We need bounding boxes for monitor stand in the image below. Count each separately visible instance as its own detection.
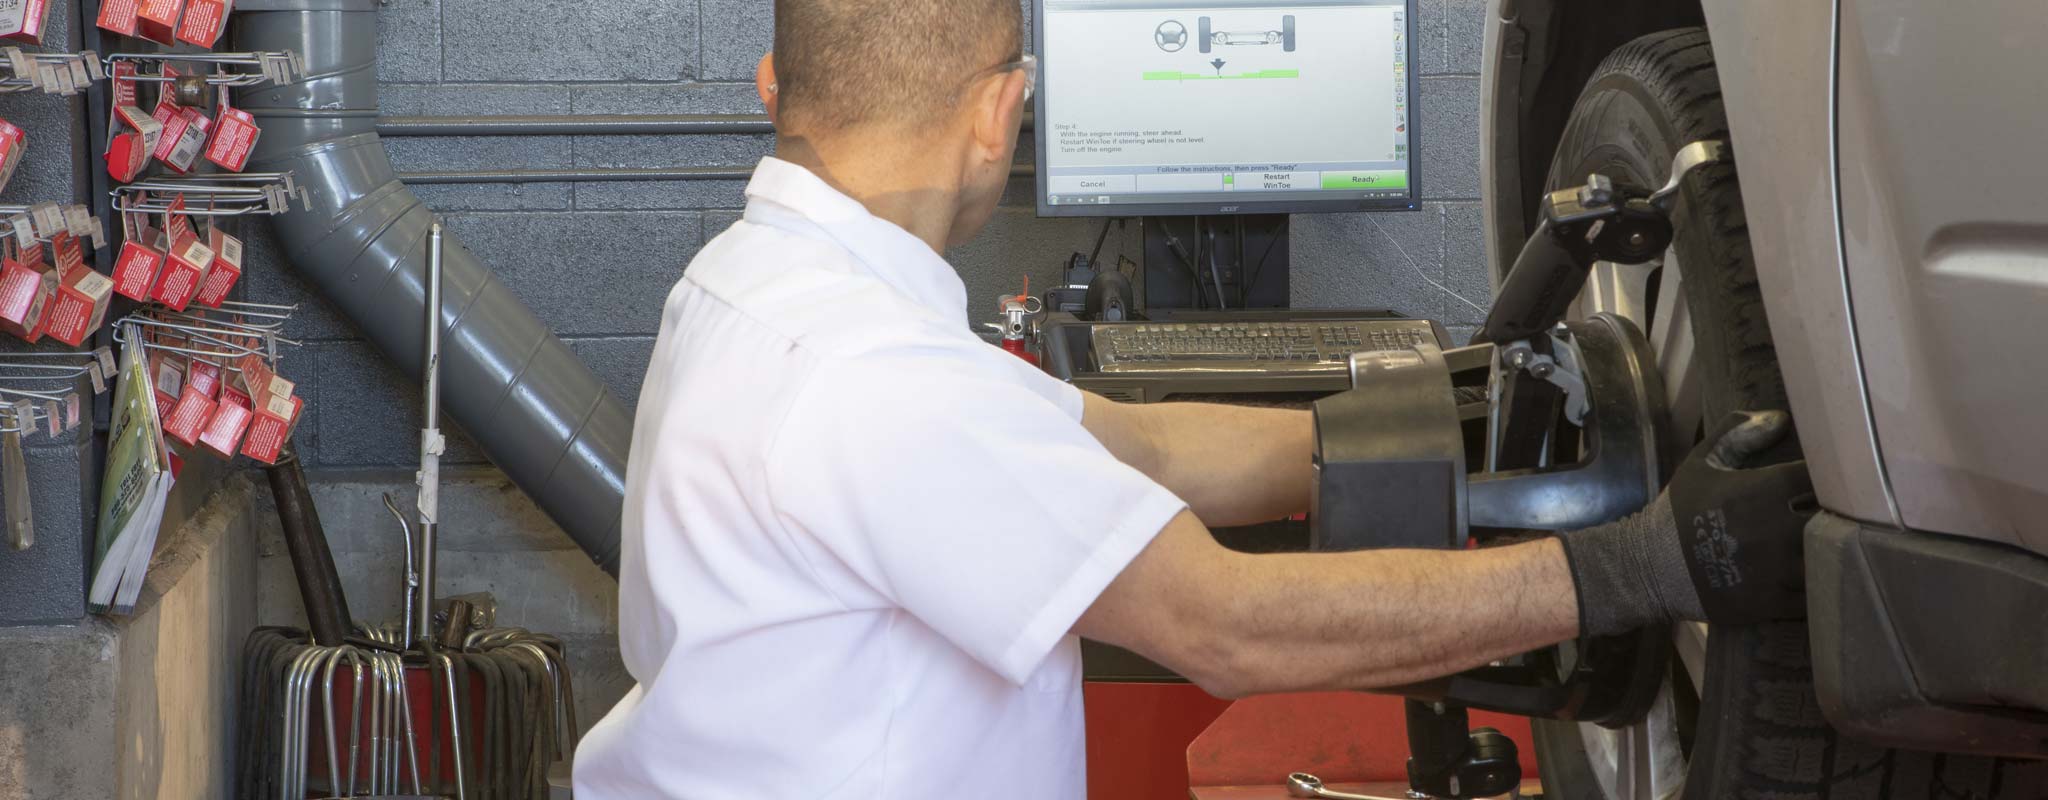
[1140,214,1291,313]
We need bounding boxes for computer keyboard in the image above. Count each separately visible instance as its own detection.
[1091,320,1435,374]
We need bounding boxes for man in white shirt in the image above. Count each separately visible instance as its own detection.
[572,1,1814,797]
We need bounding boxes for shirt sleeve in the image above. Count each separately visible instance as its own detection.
[766,349,1188,684]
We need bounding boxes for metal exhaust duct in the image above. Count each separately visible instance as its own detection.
[235,0,628,575]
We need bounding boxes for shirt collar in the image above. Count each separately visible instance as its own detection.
[742,157,971,329]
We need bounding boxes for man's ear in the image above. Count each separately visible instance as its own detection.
[969,68,1028,161]
[757,52,781,125]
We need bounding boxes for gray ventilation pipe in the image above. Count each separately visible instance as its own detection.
[235,0,629,575]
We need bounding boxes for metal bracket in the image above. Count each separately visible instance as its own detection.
[1649,140,1730,211]
[114,173,305,217]
[0,48,103,96]
[1497,334,1589,425]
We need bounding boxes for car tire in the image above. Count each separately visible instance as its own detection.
[1199,16,1211,54]
[1283,15,1296,52]
[1528,27,2039,799]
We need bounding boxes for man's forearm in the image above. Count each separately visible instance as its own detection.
[1083,512,1580,698]
[1207,539,1582,694]
[1084,394,1313,527]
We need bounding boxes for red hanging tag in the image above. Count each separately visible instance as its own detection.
[198,386,251,458]
[192,223,242,306]
[43,267,114,347]
[0,0,51,45]
[174,0,230,47]
[0,118,23,195]
[135,0,181,45]
[97,0,142,35]
[0,255,56,341]
[204,84,259,172]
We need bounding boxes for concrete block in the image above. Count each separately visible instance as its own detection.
[443,0,697,82]
[380,83,571,116]
[311,340,484,467]
[0,441,91,624]
[946,208,1132,320]
[414,182,577,212]
[0,92,81,206]
[0,622,118,799]
[259,543,615,635]
[1446,0,1487,76]
[569,134,772,169]
[377,0,442,83]
[1416,0,1450,75]
[266,467,573,556]
[1419,77,1481,200]
[442,212,701,335]
[700,0,775,82]
[238,224,362,342]
[1291,205,1446,319]
[998,175,1041,208]
[383,135,573,174]
[566,337,657,410]
[703,211,745,244]
[256,470,608,628]
[569,82,766,116]
[1443,203,1493,325]
[572,180,749,211]
[556,632,631,737]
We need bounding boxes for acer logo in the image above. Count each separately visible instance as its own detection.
[1219,206,1240,212]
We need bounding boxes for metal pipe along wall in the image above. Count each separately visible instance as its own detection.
[234,0,629,575]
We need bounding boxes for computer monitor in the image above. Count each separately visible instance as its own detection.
[1033,0,1421,217]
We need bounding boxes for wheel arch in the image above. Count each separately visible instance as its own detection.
[1479,0,1709,287]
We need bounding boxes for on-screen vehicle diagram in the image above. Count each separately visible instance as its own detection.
[1198,15,1296,53]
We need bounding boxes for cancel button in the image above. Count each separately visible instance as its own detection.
[1049,174,1137,194]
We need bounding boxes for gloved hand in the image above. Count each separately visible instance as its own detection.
[1560,410,1816,637]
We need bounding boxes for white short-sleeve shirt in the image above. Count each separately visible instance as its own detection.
[572,157,1189,800]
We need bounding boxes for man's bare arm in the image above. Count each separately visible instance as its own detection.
[1074,510,1579,697]
[1082,393,1313,528]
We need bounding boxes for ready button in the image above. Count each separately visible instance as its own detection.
[1322,170,1408,190]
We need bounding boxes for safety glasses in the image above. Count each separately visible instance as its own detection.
[964,53,1038,104]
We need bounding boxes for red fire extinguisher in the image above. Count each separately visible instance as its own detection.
[996,277,1042,367]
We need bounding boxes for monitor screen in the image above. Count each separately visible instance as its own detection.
[1033,0,1420,217]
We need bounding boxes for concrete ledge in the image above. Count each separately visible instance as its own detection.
[0,476,258,800]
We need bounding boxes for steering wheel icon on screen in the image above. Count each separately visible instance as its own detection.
[1155,20,1189,52]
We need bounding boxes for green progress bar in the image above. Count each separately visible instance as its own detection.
[1142,69,1300,81]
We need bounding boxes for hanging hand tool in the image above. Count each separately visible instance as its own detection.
[3,412,29,550]
[266,448,354,646]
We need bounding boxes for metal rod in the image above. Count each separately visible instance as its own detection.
[399,163,1035,185]
[373,112,1035,137]
[414,223,444,647]
[378,113,773,137]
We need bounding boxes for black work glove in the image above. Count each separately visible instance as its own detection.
[1561,410,1816,637]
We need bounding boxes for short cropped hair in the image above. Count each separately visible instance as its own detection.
[773,0,1022,133]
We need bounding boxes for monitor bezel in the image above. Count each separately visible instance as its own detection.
[1031,0,1425,218]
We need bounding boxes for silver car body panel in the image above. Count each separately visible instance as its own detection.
[1834,0,2048,551]
[1481,0,1901,527]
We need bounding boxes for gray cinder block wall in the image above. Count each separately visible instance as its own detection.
[246,0,1494,472]
[242,0,1496,728]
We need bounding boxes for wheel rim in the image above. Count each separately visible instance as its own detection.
[1571,249,1705,800]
